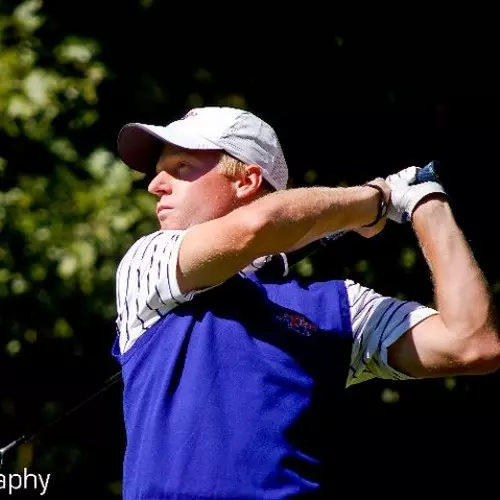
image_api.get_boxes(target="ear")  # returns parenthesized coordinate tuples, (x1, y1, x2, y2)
(234, 164, 264, 200)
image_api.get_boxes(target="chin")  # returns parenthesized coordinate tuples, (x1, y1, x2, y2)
(157, 212, 215, 231)
(160, 222, 179, 231)
(158, 218, 189, 231)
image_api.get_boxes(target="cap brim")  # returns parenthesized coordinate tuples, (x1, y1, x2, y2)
(117, 123, 223, 173)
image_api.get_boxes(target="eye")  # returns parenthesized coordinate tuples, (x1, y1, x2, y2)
(175, 161, 194, 176)
(154, 160, 192, 176)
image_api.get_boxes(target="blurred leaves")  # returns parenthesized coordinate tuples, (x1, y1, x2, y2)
(297, 257, 314, 277)
(0, 1, 106, 141)
(381, 387, 400, 404)
(0, 1, 157, 354)
(445, 377, 457, 391)
(304, 170, 318, 184)
(5, 340, 21, 356)
(16, 442, 34, 472)
(12, 0, 45, 34)
(2, 154, 155, 314)
(400, 247, 417, 269)
(0, 2, 156, 488)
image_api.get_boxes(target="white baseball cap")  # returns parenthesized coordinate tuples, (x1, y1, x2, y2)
(117, 106, 288, 191)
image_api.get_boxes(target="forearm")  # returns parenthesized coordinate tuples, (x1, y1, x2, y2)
(245, 185, 379, 257)
(412, 198, 497, 339)
(177, 184, 380, 294)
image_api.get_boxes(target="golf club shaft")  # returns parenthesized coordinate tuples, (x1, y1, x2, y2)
(0, 372, 121, 468)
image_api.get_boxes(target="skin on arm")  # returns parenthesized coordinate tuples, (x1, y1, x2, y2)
(177, 182, 385, 294)
(387, 197, 500, 377)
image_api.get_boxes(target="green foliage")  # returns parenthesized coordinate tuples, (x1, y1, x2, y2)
(296, 257, 314, 277)
(0, 1, 156, 342)
(0, 2, 156, 486)
(0, 1, 105, 140)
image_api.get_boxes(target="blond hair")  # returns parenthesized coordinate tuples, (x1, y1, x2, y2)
(217, 153, 248, 179)
(217, 152, 277, 193)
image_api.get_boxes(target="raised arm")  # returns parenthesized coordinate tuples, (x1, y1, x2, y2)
(386, 171, 500, 377)
(177, 184, 386, 294)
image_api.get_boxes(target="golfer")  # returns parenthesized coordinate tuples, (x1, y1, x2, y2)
(112, 106, 500, 499)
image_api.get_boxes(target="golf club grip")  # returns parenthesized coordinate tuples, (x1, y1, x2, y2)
(413, 160, 441, 184)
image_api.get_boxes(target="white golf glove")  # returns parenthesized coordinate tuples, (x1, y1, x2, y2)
(386, 166, 447, 223)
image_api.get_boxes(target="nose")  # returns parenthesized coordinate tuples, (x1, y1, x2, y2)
(148, 171, 173, 196)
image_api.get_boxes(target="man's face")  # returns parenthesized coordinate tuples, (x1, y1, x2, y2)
(148, 144, 240, 230)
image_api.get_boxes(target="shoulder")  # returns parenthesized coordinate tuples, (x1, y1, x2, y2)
(127, 229, 187, 252)
(342, 278, 378, 302)
(342, 278, 436, 322)
(115, 228, 197, 355)
(344, 278, 438, 386)
(118, 229, 187, 264)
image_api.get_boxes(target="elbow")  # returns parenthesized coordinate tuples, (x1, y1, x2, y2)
(235, 209, 272, 257)
(460, 328, 500, 375)
(237, 206, 293, 258)
(479, 339, 500, 374)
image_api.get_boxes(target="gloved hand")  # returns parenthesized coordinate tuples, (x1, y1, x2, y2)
(386, 166, 448, 223)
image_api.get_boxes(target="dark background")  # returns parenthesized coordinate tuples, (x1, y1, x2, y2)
(1, 2, 499, 498)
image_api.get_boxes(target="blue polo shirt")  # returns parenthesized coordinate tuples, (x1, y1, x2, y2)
(112, 264, 353, 499)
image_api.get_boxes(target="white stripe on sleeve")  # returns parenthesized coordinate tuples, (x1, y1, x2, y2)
(344, 279, 439, 387)
(115, 229, 220, 355)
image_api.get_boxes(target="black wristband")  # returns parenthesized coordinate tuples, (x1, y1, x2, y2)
(362, 183, 388, 227)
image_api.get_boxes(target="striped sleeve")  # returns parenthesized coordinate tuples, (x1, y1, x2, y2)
(115, 229, 219, 355)
(344, 279, 439, 387)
